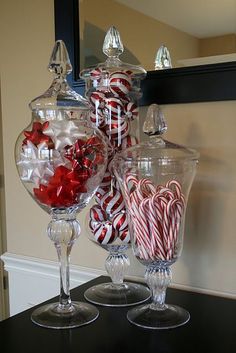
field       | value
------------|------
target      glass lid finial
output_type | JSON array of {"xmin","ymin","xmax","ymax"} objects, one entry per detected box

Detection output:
[
  {"xmin": 143, "ymin": 104, "xmax": 167, "ymax": 136},
  {"xmin": 154, "ymin": 45, "xmax": 172, "ymax": 70},
  {"xmin": 48, "ymin": 40, "xmax": 72, "ymax": 76},
  {"xmin": 29, "ymin": 40, "xmax": 89, "ymax": 111},
  {"xmin": 103, "ymin": 26, "xmax": 124, "ymax": 58}
]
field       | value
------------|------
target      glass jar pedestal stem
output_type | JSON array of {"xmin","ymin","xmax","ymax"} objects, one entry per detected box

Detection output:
[
  {"xmin": 31, "ymin": 213, "xmax": 99, "ymax": 329},
  {"xmin": 55, "ymin": 241, "xmax": 73, "ymax": 310},
  {"xmin": 105, "ymin": 251, "xmax": 130, "ymax": 285},
  {"xmin": 127, "ymin": 265, "xmax": 190, "ymax": 329},
  {"xmin": 84, "ymin": 248, "xmax": 150, "ymax": 307}
]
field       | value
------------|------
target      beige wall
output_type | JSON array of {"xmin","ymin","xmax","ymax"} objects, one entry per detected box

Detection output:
[
  {"xmin": 0, "ymin": 1, "xmax": 235, "ymax": 299},
  {"xmin": 200, "ymin": 34, "xmax": 236, "ymax": 57},
  {"xmin": 0, "ymin": 0, "xmax": 56, "ymax": 259},
  {"xmin": 139, "ymin": 102, "xmax": 236, "ymax": 297}
]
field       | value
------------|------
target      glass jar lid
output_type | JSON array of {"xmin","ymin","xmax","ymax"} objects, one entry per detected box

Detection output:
[
  {"xmin": 80, "ymin": 26, "xmax": 146, "ymax": 81},
  {"xmin": 116, "ymin": 104, "xmax": 199, "ymax": 163},
  {"xmin": 29, "ymin": 40, "xmax": 90, "ymax": 113}
]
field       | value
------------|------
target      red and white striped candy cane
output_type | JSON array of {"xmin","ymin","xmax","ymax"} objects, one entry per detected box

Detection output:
[
  {"xmin": 167, "ymin": 179, "xmax": 182, "ymax": 199},
  {"xmin": 158, "ymin": 186, "xmax": 175, "ymax": 201},
  {"xmin": 139, "ymin": 198, "xmax": 166, "ymax": 260},
  {"xmin": 167, "ymin": 197, "xmax": 185, "ymax": 253},
  {"xmin": 139, "ymin": 179, "xmax": 156, "ymax": 197},
  {"xmin": 151, "ymin": 193, "xmax": 169, "ymax": 256},
  {"xmin": 130, "ymin": 192, "xmax": 152, "ymax": 253},
  {"xmin": 145, "ymin": 197, "xmax": 166, "ymax": 260},
  {"xmin": 125, "ymin": 174, "xmax": 138, "ymax": 194}
]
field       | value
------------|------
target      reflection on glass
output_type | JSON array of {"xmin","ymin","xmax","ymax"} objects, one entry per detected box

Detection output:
[{"xmin": 79, "ymin": 0, "xmax": 236, "ymax": 70}]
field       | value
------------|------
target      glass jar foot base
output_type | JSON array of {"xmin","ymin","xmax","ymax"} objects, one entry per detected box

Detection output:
[
  {"xmin": 84, "ymin": 282, "xmax": 150, "ymax": 307},
  {"xmin": 127, "ymin": 303, "xmax": 190, "ymax": 329},
  {"xmin": 31, "ymin": 301, "xmax": 99, "ymax": 329}
]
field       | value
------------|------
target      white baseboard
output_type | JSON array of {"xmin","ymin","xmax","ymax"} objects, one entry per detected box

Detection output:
[{"xmin": 1, "ymin": 252, "xmax": 105, "ymax": 316}]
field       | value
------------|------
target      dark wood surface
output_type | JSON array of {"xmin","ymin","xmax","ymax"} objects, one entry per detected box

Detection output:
[
  {"xmin": 54, "ymin": 0, "xmax": 236, "ymax": 104},
  {"xmin": 0, "ymin": 276, "xmax": 235, "ymax": 353}
]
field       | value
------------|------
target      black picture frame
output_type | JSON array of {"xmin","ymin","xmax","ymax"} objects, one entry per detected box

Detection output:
[{"xmin": 54, "ymin": 0, "xmax": 236, "ymax": 106}]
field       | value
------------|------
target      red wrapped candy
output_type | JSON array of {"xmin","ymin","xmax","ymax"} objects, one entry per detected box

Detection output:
[
  {"xmin": 90, "ymin": 109, "xmax": 106, "ymax": 128},
  {"xmin": 112, "ymin": 211, "xmax": 128, "ymax": 232},
  {"xmin": 90, "ymin": 91, "xmax": 106, "ymax": 109},
  {"xmin": 104, "ymin": 97, "xmax": 124, "ymax": 122},
  {"xmin": 124, "ymin": 102, "xmax": 138, "ymax": 120},
  {"xmin": 119, "ymin": 228, "xmax": 130, "ymax": 244},
  {"xmin": 101, "ymin": 189, "xmax": 125, "ymax": 217},
  {"xmin": 90, "ymin": 204, "xmax": 106, "ymax": 222},
  {"xmin": 93, "ymin": 221, "xmax": 117, "ymax": 245},
  {"xmin": 109, "ymin": 71, "xmax": 132, "ymax": 97},
  {"xmin": 105, "ymin": 120, "xmax": 130, "ymax": 141}
]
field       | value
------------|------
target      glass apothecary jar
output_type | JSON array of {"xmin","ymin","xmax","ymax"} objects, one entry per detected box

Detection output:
[{"xmin": 80, "ymin": 27, "xmax": 150, "ymax": 307}]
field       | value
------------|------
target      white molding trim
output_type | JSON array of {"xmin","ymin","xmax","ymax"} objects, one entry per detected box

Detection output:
[
  {"xmin": 1, "ymin": 252, "xmax": 105, "ymax": 284},
  {"xmin": 1, "ymin": 252, "xmax": 105, "ymax": 316}
]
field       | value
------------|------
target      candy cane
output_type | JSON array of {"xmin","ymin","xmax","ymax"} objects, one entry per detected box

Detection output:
[
  {"xmin": 137, "ymin": 179, "xmax": 156, "ymax": 201},
  {"xmin": 167, "ymin": 179, "xmax": 182, "ymax": 199},
  {"xmin": 142, "ymin": 197, "xmax": 166, "ymax": 260},
  {"xmin": 139, "ymin": 199, "xmax": 155, "ymax": 257},
  {"xmin": 124, "ymin": 175, "xmax": 185, "ymax": 261},
  {"xmin": 125, "ymin": 174, "xmax": 138, "ymax": 194},
  {"xmin": 130, "ymin": 193, "xmax": 151, "ymax": 249}
]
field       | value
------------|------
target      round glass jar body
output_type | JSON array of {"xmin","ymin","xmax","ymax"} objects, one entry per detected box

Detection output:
[{"xmin": 15, "ymin": 107, "xmax": 108, "ymax": 215}]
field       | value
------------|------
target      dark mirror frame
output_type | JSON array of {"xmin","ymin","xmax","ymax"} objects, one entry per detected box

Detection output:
[{"xmin": 54, "ymin": 0, "xmax": 236, "ymax": 106}]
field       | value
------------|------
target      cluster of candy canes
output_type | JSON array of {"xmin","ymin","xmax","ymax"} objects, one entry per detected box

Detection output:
[
  {"xmin": 124, "ymin": 176, "xmax": 185, "ymax": 261},
  {"xmin": 88, "ymin": 69, "xmax": 139, "ymax": 245},
  {"xmin": 17, "ymin": 120, "xmax": 105, "ymax": 208}
]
